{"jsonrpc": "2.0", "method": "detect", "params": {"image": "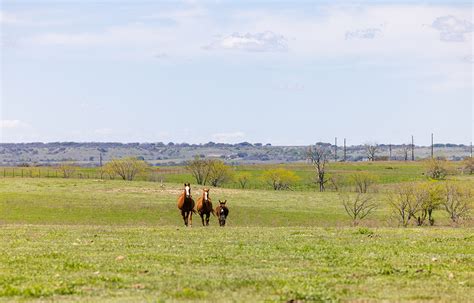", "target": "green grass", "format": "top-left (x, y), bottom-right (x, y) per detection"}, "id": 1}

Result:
top-left (1, 176), bottom-right (473, 302)
top-left (1, 160), bottom-right (463, 191)
top-left (1, 225), bottom-right (473, 302)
